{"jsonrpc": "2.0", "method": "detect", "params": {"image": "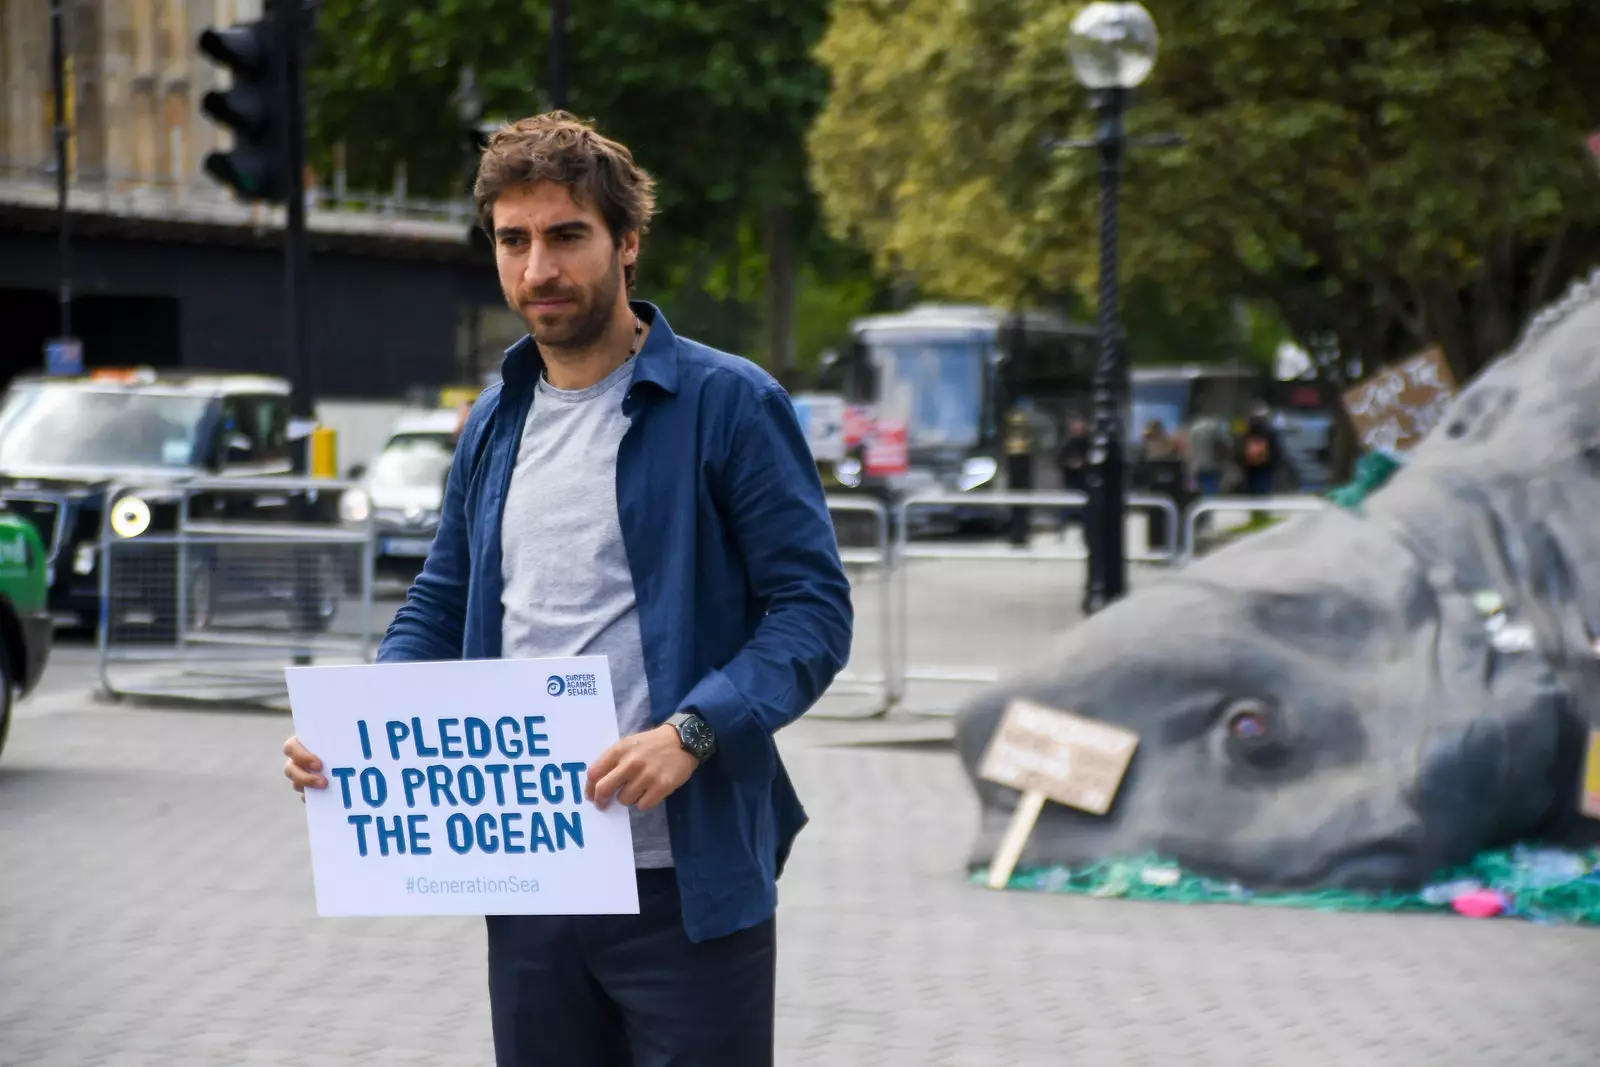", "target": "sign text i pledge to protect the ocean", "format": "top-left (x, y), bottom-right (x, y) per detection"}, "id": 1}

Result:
top-left (286, 656), bottom-right (639, 917)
